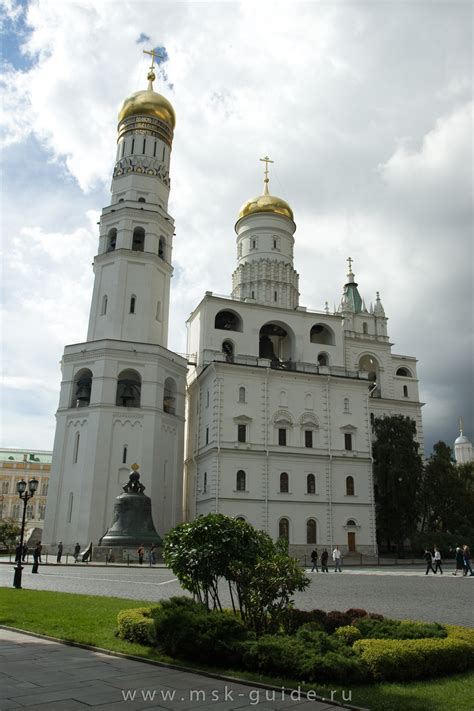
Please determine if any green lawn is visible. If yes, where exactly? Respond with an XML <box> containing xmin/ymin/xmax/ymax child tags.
<box><xmin>1</xmin><ymin>589</ymin><xmax>472</xmax><ymax>711</ymax></box>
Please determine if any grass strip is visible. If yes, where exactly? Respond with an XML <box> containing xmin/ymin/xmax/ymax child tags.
<box><xmin>1</xmin><ymin>588</ymin><xmax>472</xmax><ymax>710</ymax></box>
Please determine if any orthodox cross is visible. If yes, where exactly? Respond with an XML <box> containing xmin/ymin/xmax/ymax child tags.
<box><xmin>347</xmin><ymin>256</ymin><xmax>354</xmax><ymax>274</ymax></box>
<box><xmin>143</xmin><ymin>48</ymin><xmax>164</xmax><ymax>70</ymax></box>
<box><xmin>260</xmin><ymin>155</ymin><xmax>274</xmax><ymax>183</ymax></box>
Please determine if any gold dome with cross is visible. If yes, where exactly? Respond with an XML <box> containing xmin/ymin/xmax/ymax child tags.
<box><xmin>238</xmin><ymin>157</ymin><xmax>294</xmax><ymax>221</ymax></box>
<box><xmin>118</xmin><ymin>49</ymin><xmax>176</xmax><ymax>135</ymax></box>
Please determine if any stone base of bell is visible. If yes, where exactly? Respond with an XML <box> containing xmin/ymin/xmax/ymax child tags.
<box><xmin>90</xmin><ymin>545</ymin><xmax>163</xmax><ymax>563</ymax></box>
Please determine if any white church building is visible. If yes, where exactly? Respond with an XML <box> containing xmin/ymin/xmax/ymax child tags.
<box><xmin>43</xmin><ymin>55</ymin><xmax>424</xmax><ymax>555</ymax></box>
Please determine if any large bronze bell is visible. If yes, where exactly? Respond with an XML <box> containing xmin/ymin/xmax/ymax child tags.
<box><xmin>100</xmin><ymin>465</ymin><xmax>162</xmax><ymax>547</ymax></box>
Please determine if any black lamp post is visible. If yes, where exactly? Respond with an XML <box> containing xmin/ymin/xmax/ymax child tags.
<box><xmin>13</xmin><ymin>477</ymin><xmax>39</xmax><ymax>589</ymax></box>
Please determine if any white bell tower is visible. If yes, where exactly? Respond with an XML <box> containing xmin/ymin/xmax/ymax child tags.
<box><xmin>43</xmin><ymin>51</ymin><xmax>187</xmax><ymax>550</ymax></box>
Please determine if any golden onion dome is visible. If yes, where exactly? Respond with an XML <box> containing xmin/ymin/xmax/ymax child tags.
<box><xmin>118</xmin><ymin>87</ymin><xmax>175</xmax><ymax>129</ymax></box>
<box><xmin>238</xmin><ymin>192</ymin><xmax>293</xmax><ymax>221</ymax></box>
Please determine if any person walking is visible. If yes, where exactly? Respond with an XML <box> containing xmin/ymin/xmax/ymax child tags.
<box><xmin>137</xmin><ymin>545</ymin><xmax>144</xmax><ymax>565</ymax></box>
<box><xmin>32</xmin><ymin>542</ymin><xmax>41</xmax><ymax>574</ymax></box>
<box><xmin>433</xmin><ymin>545</ymin><xmax>443</xmax><ymax>574</ymax></box>
<box><xmin>56</xmin><ymin>541</ymin><xmax>63</xmax><ymax>564</ymax></box>
<box><xmin>453</xmin><ymin>546</ymin><xmax>464</xmax><ymax>575</ymax></box>
<box><xmin>321</xmin><ymin>549</ymin><xmax>329</xmax><ymax>572</ymax></box>
<box><xmin>310</xmin><ymin>548</ymin><xmax>319</xmax><ymax>572</ymax></box>
<box><xmin>73</xmin><ymin>542</ymin><xmax>80</xmax><ymax>563</ymax></box>
<box><xmin>462</xmin><ymin>545</ymin><xmax>473</xmax><ymax>576</ymax></box>
<box><xmin>332</xmin><ymin>545</ymin><xmax>342</xmax><ymax>572</ymax></box>
<box><xmin>148</xmin><ymin>543</ymin><xmax>156</xmax><ymax>566</ymax></box>
<box><xmin>424</xmin><ymin>548</ymin><xmax>436</xmax><ymax>574</ymax></box>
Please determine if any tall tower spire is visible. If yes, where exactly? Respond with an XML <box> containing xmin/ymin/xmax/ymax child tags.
<box><xmin>231</xmin><ymin>158</ymin><xmax>299</xmax><ymax>309</ymax></box>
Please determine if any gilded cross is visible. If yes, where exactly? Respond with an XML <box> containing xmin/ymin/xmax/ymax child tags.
<box><xmin>347</xmin><ymin>256</ymin><xmax>353</xmax><ymax>273</ymax></box>
<box><xmin>259</xmin><ymin>155</ymin><xmax>274</xmax><ymax>184</ymax></box>
<box><xmin>143</xmin><ymin>48</ymin><xmax>164</xmax><ymax>69</ymax></box>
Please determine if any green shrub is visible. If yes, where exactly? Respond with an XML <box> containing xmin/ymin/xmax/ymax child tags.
<box><xmin>152</xmin><ymin>597</ymin><xmax>250</xmax><ymax>665</ymax></box>
<box><xmin>354</xmin><ymin>617</ymin><xmax>446</xmax><ymax>640</ymax></box>
<box><xmin>283</xmin><ymin>608</ymin><xmax>327</xmax><ymax>634</ymax></box>
<box><xmin>117</xmin><ymin>607</ymin><xmax>157</xmax><ymax>645</ymax></box>
<box><xmin>300</xmin><ymin>650</ymin><xmax>371</xmax><ymax>684</ymax></box>
<box><xmin>324</xmin><ymin>610</ymin><xmax>352</xmax><ymax>633</ymax></box>
<box><xmin>354</xmin><ymin>635</ymin><xmax>474</xmax><ymax>681</ymax></box>
<box><xmin>295</xmin><ymin>625</ymin><xmax>341</xmax><ymax>653</ymax></box>
<box><xmin>242</xmin><ymin>635</ymin><xmax>308</xmax><ymax>679</ymax></box>
<box><xmin>334</xmin><ymin>625</ymin><xmax>363</xmax><ymax>646</ymax></box>
<box><xmin>346</xmin><ymin>608</ymin><xmax>370</xmax><ymax>620</ymax></box>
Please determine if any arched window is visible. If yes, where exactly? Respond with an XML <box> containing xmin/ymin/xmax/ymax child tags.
<box><xmin>116</xmin><ymin>369</ymin><xmax>141</xmax><ymax>407</ymax></box>
<box><xmin>259</xmin><ymin>322</ymin><xmax>294</xmax><ymax>365</ymax></box>
<box><xmin>307</xmin><ymin>473</ymin><xmax>316</xmax><ymax>494</ymax></box>
<box><xmin>370</xmin><ymin>412</ymin><xmax>375</xmax><ymax>427</ymax></box>
<box><xmin>346</xmin><ymin>476</ymin><xmax>355</xmax><ymax>496</ymax></box>
<box><xmin>26</xmin><ymin>504</ymin><xmax>34</xmax><ymax>519</ymax></box>
<box><xmin>279</xmin><ymin>517</ymin><xmax>289</xmax><ymax>541</ymax></box>
<box><xmin>235</xmin><ymin>515</ymin><xmax>246</xmax><ymax>522</ymax></box>
<box><xmin>280</xmin><ymin>472</ymin><xmax>289</xmax><ymax>493</ymax></box>
<box><xmin>138</xmin><ymin>196</ymin><xmax>146</xmax><ymax>203</ymax></box>
<box><xmin>359</xmin><ymin>354</ymin><xmax>379</xmax><ymax>382</ymax></box>
<box><xmin>396</xmin><ymin>367</ymin><xmax>412</xmax><ymax>377</ymax></box>
<box><xmin>362</xmin><ymin>322</ymin><xmax>368</xmax><ymax>335</ymax></box>
<box><xmin>236</xmin><ymin>470</ymin><xmax>246</xmax><ymax>491</ymax></box>
<box><xmin>101</xmin><ymin>295</ymin><xmax>108</xmax><ymax>315</ymax></box>
<box><xmin>238</xmin><ymin>386</ymin><xmax>246</xmax><ymax>403</ymax></box>
<box><xmin>132</xmin><ymin>227</ymin><xmax>145</xmax><ymax>251</ymax></box>
<box><xmin>73</xmin><ymin>432</ymin><xmax>80</xmax><ymax>463</ymax></box>
<box><xmin>307</xmin><ymin>519</ymin><xmax>317</xmax><ymax>544</ymax></box>
<box><xmin>222</xmin><ymin>340</ymin><xmax>234</xmax><ymax>363</ymax></box>
<box><xmin>122</xmin><ymin>445</ymin><xmax>128</xmax><ymax>464</ymax></box>
<box><xmin>403</xmin><ymin>385</ymin><xmax>408</xmax><ymax>397</ymax></box>
<box><xmin>71</xmin><ymin>369</ymin><xmax>93</xmax><ymax>408</ymax></box>
<box><xmin>107</xmin><ymin>228</ymin><xmax>117</xmax><ymax>252</ymax></box>
<box><xmin>215</xmin><ymin>310</ymin><xmax>243</xmax><ymax>332</ymax></box>
<box><xmin>347</xmin><ymin>519</ymin><xmax>356</xmax><ymax>527</ymax></box>
<box><xmin>129</xmin><ymin>295</ymin><xmax>136</xmax><ymax>314</ymax></box>
<box><xmin>310</xmin><ymin>324</ymin><xmax>335</xmax><ymax>345</ymax></box>
<box><xmin>158</xmin><ymin>237</ymin><xmax>166</xmax><ymax>260</ymax></box>
<box><xmin>163</xmin><ymin>377</ymin><xmax>177</xmax><ymax>415</ymax></box>
<box><xmin>344</xmin><ymin>397</ymin><xmax>350</xmax><ymax>413</ymax></box>
<box><xmin>318</xmin><ymin>353</ymin><xmax>329</xmax><ymax>366</ymax></box>
<box><xmin>203</xmin><ymin>472</ymin><xmax>207</xmax><ymax>493</ymax></box>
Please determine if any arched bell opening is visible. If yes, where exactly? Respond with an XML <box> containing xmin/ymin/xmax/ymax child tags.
<box><xmin>215</xmin><ymin>310</ymin><xmax>243</xmax><ymax>332</ymax></box>
<box><xmin>310</xmin><ymin>323</ymin><xmax>335</xmax><ymax>345</ymax></box>
<box><xmin>259</xmin><ymin>321</ymin><xmax>295</xmax><ymax>368</ymax></box>
<box><xmin>106</xmin><ymin>228</ymin><xmax>117</xmax><ymax>252</ymax></box>
<box><xmin>132</xmin><ymin>227</ymin><xmax>145</xmax><ymax>252</ymax></box>
<box><xmin>222</xmin><ymin>340</ymin><xmax>234</xmax><ymax>363</ymax></box>
<box><xmin>359</xmin><ymin>354</ymin><xmax>381</xmax><ymax>397</ymax></box>
<box><xmin>116</xmin><ymin>369</ymin><xmax>141</xmax><ymax>407</ymax></box>
<box><xmin>71</xmin><ymin>369</ymin><xmax>93</xmax><ymax>408</ymax></box>
<box><xmin>163</xmin><ymin>377</ymin><xmax>177</xmax><ymax>415</ymax></box>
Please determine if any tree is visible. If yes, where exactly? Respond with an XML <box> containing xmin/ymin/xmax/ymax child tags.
<box><xmin>372</xmin><ymin>415</ymin><xmax>423</xmax><ymax>553</ymax></box>
<box><xmin>163</xmin><ymin>513</ymin><xmax>309</xmax><ymax>635</ymax></box>
<box><xmin>0</xmin><ymin>520</ymin><xmax>21</xmax><ymax>551</ymax></box>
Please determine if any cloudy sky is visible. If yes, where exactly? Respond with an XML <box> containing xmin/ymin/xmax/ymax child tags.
<box><xmin>1</xmin><ymin>0</ymin><xmax>472</xmax><ymax>455</ymax></box>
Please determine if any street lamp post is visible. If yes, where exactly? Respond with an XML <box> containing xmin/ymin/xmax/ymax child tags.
<box><xmin>13</xmin><ymin>478</ymin><xmax>39</xmax><ymax>589</ymax></box>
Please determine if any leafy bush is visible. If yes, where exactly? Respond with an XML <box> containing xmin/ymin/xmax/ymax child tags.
<box><xmin>354</xmin><ymin>635</ymin><xmax>474</xmax><ymax>681</ymax></box>
<box><xmin>242</xmin><ymin>635</ymin><xmax>309</xmax><ymax>679</ymax></box>
<box><xmin>117</xmin><ymin>607</ymin><xmax>157</xmax><ymax>645</ymax></box>
<box><xmin>300</xmin><ymin>650</ymin><xmax>371</xmax><ymax>684</ymax></box>
<box><xmin>295</xmin><ymin>625</ymin><xmax>341</xmax><ymax>653</ymax></box>
<box><xmin>152</xmin><ymin>596</ymin><xmax>250</xmax><ymax>665</ymax></box>
<box><xmin>324</xmin><ymin>610</ymin><xmax>352</xmax><ymax>633</ymax></box>
<box><xmin>283</xmin><ymin>608</ymin><xmax>326</xmax><ymax>634</ymax></box>
<box><xmin>346</xmin><ymin>608</ymin><xmax>369</xmax><ymax>620</ymax></box>
<box><xmin>354</xmin><ymin>617</ymin><xmax>447</xmax><ymax>640</ymax></box>
<box><xmin>334</xmin><ymin>625</ymin><xmax>363</xmax><ymax>646</ymax></box>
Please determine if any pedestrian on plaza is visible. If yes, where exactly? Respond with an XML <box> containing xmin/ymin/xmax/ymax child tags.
<box><xmin>424</xmin><ymin>548</ymin><xmax>436</xmax><ymax>575</ymax></box>
<box><xmin>462</xmin><ymin>545</ymin><xmax>473</xmax><ymax>576</ymax></box>
<box><xmin>106</xmin><ymin>548</ymin><xmax>115</xmax><ymax>564</ymax></box>
<box><xmin>22</xmin><ymin>544</ymin><xmax>28</xmax><ymax>562</ymax></box>
<box><xmin>453</xmin><ymin>546</ymin><xmax>464</xmax><ymax>575</ymax></box>
<box><xmin>433</xmin><ymin>545</ymin><xmax>443</xmax><ymax>574</ymax></box>
<box><xmin>32</xmin><ymin>542</ymin><xmax>41</xmax><ymax>573</ymax></box>
<box><xmin>56</xmin><ymin>541</ymin><xmax>63</xmax><ymax>564</ymax></box>
<box><xmin>310</xmin><ymin>548</ymin><xmax>319</xmax><ymax>572</ymax></box>
<box><xmin>321</xmin><ymin>549</ymin><xmax>329</xmax><ymax>572</ymax></box>
<box><xmin>73</xmin><ymin>542</ymin><xmax>80</xmax><ymax>563</ymax></box>
<box><xmin>332</xmin><ymin>545</ymin><xmax>342</xmax><ymax>572</ymax></box>
<box><xmin>137</xmin><ymin>545</ymin><xmax>144</xmax><ymax>565</ymax></box>
<box><xmin>148</xmin><ymin>544</ymin><xmax>156</xmax><ymax>566</ymax></box>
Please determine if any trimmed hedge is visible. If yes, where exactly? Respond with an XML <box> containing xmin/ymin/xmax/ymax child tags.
<box><xmin>334</xmin><ymin>625</ymin><xmax>363</xmax><ymax>645</ymax></box>
<box><xmin>354</xmin><ymin>617</ymin><xmax>447</xmax><ymax>640</ymax></box>
<box><xmin>354</xmin><ymin>627</ymin><xmax>474</xmax><ymax>681</ymax></box>
<box><xmin>117</xmin><ymin>606</ymin><xmax>157</xmax><ymax>645</ymax></box>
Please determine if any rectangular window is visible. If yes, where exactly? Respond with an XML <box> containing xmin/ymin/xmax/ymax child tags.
<box><xmin>278</xmin><ymin>428</ymin><xmax>287</xmax><ymax>446</ymax></box>
<box><xmin>153</xmin><ymin>141</ymin><xmax>157</xmax><ymax>157</ymax></box>
<box><xmin>73</xmin><ymin>433</ymin><xmax>80</xmax><ymax>463</ymax></box>
<box><xmin>131</xmin><ymin>138</ymin><xmax>135</xmax><ymax>154</ymax></box>
<box><xmin>344</xmin><ymin>433</ymin><xmax>353</xmax><ymax>451</ymax></box>
<box><xmin>203</xmin><ymin>472</ymin><xmax>207</xmax><ymax>493</ymax></box>
<box><xmin>206</xmin><ymin>390</ymin><xmax>209</xmax><ymax>407</ymax></box>
<box><xmin>142</xmin><ymin>138</ymin><xmax>146</xmax><ymax>154</ymax></box>
<box><xmin>274</xmin><ymin>291</ymin><xmax>277</xmax><ymax>301</ymax></box>
<box><xmin>237</xmin><ymin>424</ymin><xmax>247</xmax><ymax>443</ymax></box>
<box><xmin>305</xmin><ymin>430</ymin><xmax>313</xmax><ymax>448</ymax></box>
<box><xmin>205</xmin><ymin>427</ymin><xmax>209</xmax><ymax>445</ymax></box>
<box><xmin>122</xmin><ymin>446</ymin><xmax>128</xmax><ymax>464</ymax></box>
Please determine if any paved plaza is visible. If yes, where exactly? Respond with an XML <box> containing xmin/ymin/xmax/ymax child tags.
<box><xmin>1</xmin><ymin>562</ymin><xmax>472</xmax><ymax>627</ymax></box>
<box><xmin>0</xmin><ymin>629</ymin><xmax>349</xmax><ymax>710</ymax></box>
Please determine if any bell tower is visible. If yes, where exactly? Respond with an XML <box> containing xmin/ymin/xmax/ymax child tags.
<box><xmin>43</xmin><ymin>51</ymin><xmax>187</xmax><ymax>550</ymax></box>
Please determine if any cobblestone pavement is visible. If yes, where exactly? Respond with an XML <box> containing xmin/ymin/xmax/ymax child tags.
<box><xmin>0</xmin><ymin>629</ymin><xmax>350</xmax><ymax>710</ymax></box>
<box><xmin>1</xmin><ymin>564</ymin><xmax>472</xmax><ymax>626</ymax></box>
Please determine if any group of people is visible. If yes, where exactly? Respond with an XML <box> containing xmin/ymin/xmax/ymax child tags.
<box><xmin>137</xmin><ymin>543</ymin><xmax>158</xmax><ymax>565</ymax></box>
<box><xmin>310</xmin><ymin>546</ymin><xmax>343</xmax><ymax>572</ymax></box>
<box><xmin>424</xmin><ymin>544</ymin><xmax>472</xmax><ymax>576</ymax></box>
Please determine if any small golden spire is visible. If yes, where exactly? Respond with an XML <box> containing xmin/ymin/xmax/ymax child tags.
<box><xmin>347</xmin><ymin>256</ymin><xmax>354</xmax><ymax>275</ymax></box>
<box><xmin>259</xmin><ymin>155</ymin><xmax>274</xmax><ymax>196</ymax></box>
<box><xmin>131</xmin><ymin>463</ymin><xmax>140</xmax><ymax>471</ymax></box>
<box><xmin>459</xmin><ymin>417</ymin><xmax>464</xmax><ymax>435</ymax></box>
<box><xmin>143</xmin><ymin>48</ymin><xmax>163</xmax><ymax>90</ymax></box>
